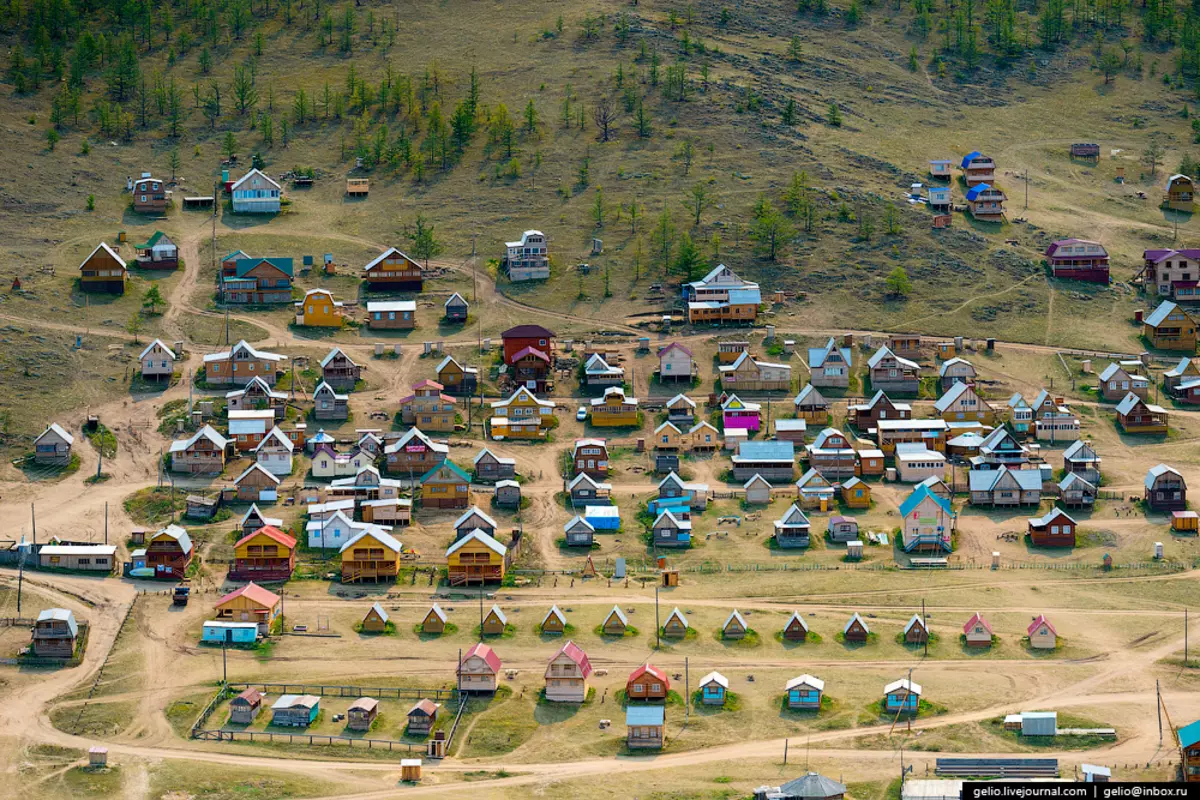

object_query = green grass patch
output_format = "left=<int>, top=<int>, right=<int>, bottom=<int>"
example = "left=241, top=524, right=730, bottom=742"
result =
left=715, top=628, right=761, bottom=647
left=658, top=626, right=699, bottom=643
left=474, top=622, right=518, bottom=639
left=84, top=423, right=117, bottom=458
left=412, top=621, right=459, bottom=639
left=690, top=688, right=743, bottom=712
left=49, top=700, right=135, bottom=738
left=535, top=623, right=577, bottom=637
left=122, top=486, right=187, bottom=524
left=593, top=623, right=639, bottom=638
left=353, top=620, right=397, bottom=635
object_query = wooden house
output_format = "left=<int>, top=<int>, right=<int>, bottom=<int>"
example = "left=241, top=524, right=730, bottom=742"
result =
left=626, top=663, right=669, bottom=700
left=960, top=151, right=997, bottom=186
left=139, top=339, right=176, bottom=380
left=1098, top=363, right=1149, bottom=401
left=785, top=675, right=825, bottom=710
left=685, top=420, right=721, bottom=451
left=360, top=602, right=390, bottom=633
left=962, top=612, right=994, bottom=647
left=722, top=610, right=749, bottom=640
left=602, top=606, right=629, bottom=636
left=774, top=503, right=812, bottom=549
left=1028, top=507, right=1076, bottom=547
left=656, top=471, right=709, bottom=512
left=446, top=529, right=506, bottom=585
left=1174, top=511, right=1200, bottom=533
left=254, top=427, right=294, bottom=476
left=489, top=387, right=555, bottom=440
left=78, top=242, right=127, bottom=294
left=1007, top=393, right=1034, bottom=436
left=458, top=643, right=501, bottom=692
left=313, top=381, right=349, bottom=421
left=421, top=604, right=447, bottom=634
left=339, top=528, right=402, bottom=583
left=626, top=705, right=665, bottom=750
left=662, top=607, right=689, bottom=638
left=966, top=183, right=1006, bottom=221
left=895, top=444, right=946, bottom=484
left=271, top=694, right=319, bottom=727
left=228, top=409, right=274, bottom=452
left=219, top=257, right=293, bottom=304
left=698, top=672, right=729, bottom=705
left=229, top=688, right=263, bottom=724
left=399, top=380, right=457, bottom=432
left=544, top=640, right=592, bottom=703
left=589, top=386, right=639, bottom=427
left=584, top=353, right=624, bottom=388
left=938, top=357, right=976, bottom=391
left=1045, top=239, right=1110, bottom=284
left=867, top=346, right=920, bottom=394
left=406, top=699, right=438, bottom=735
left=717, top=340, right=749, bottom=364
left=721, top=394, right=761, bottom=432
left=876, top=419, right=949, bottom=454
left=1116, top=392, right=1168, bottom=434
left=231, top=168, right=281, bottom=213
left=31, top=609, right=78, bottom=658
left=1165, top=173, right=1196, bottom=212
left=1058, top=473, right=1097, bottom=509
left=656, top=342, right=695, bottom=382
left=827, top=515, right=860, bottom=542
left=295, top=289, right=345, bottom=327
left=366, top=300, right=416, bottom=330
left=346, top=177, right=369, bottom=197
left=795, top=469, right=836, bottom=510
left=501, top=324, right=555, bottom=366
left=202, top=340, right=284, bottom=387
left=473, top=448, right=516, bottom=482
left=312, top=445, right=374, bottom=479
left=1178, top=720, right=1200, bottom=782
left=37, top=544, right=116, bottom=572
left=437, top=356, right=479, bottom=396
left=1144, top=301, right=1199, bottom=351
left=969, top=466, right=1041, bottom=507
left=511, top=346, right=553, bottom=393
left=782, top=611, right=809, bottom=641
left=132, top=172, right=167, bottom=214
left=214, top=582, right=281, bottom=634
left=1174, top=377, right=1200, bottom=405
left=420, top=461, right=471, bottom=509
left=652, top=509, right=692, bottom=548
left=841, top=477, right=871, bottom=509
left=1062, top=440, right=1101, bottom=484
left=444, top=292, right=469, bottom=322
left=929, top=158, right=953, bottom=179
left=903, top=614, right=930, bottom=644
left=504, top=230, right=550, bottom=281
left=320, top=348, right=361, bottom=391
left=806, top=428, right=858, bottom=479
left=1145, top=464, right=1187, bottom=511
left=481, top=605, right=508, bottom=636
left=666, top=393, right=697, bottom=426
left=454, top=506, right=497, bottom=540
left=883, top=678, right=921, bottom=713
left=568, top=472, right=612, bottom=507
left=494, top=480, right=521, bottom=508
left=807, top=339, right=852, bottom=389
left=230, top=525, right=296, bottom=582
left=541, top=605, right=568, bottom=634
left=774, top=418, right=807, bottom=444
left=146, top=525, right=193, bottom=578
left=363, top=247, right=423, bottom=290
left=734, top=441, right=794, bottom=484
left=225, top=376, right=287, bottom=419
left=234, top=462, right=281, bottom=502
left=33, top=423, right=74, bottom=466
left=718, top=352, right=791, bottom=392
left=1166, top=358, right=1200, bottom=391
left=384, top=427, right=448, bottom=476
left=1141, top=249, right=1200, bottom=303
left=933, top=382, right=996, bottom=424
left=1027, top=614, right=1057, bottom=649
left=573, top=438, right=610, bottom=477
left=977, top=426, right=1030, bottom=468
left=843, top=612, right=870, bottom=642
left=888, top=334, right=921, bottom=358
left=563, top=515, right=596, bottom=548
left=346, top=698, right=379, bottom=732
left=240, top=504, right=283, bottom=536
left=849, top=391, right=911, bottom=430
left=684, top=264, right=761, bottom=324
left=858, top=449, right=885, bottom=477
left=741, top=474, right=773, bottom=506
left=654, top=421, right=684, bottom=451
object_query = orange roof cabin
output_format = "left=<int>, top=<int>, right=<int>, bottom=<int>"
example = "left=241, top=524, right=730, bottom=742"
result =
left=339, top=528, right=402, bottom=584
left=230, top=525, right=296, bottom=582
left=362, top=247, right=423, bottom=290
left=626, top=663, right=669, bottom=701
left=132, top=172, right=168, bottom=214
left=214, top=582, right=282, bottom=635
left=78, top=242, right=127, bottom=294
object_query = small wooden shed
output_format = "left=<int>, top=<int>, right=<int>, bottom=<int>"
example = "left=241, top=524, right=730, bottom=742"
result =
left=361, top=602, right=389, bottom=633
left=346, top=697, right=379, bottom=731
left=407, top=698, right=439, bottom=735
left=602, top=605, right=628, bottom=636
left=962, top=612, right=993, bottom=647
left=903, top=614, right=929, bottom=644
left=722, top=610, right=748, bottom=640
left=346, top=177, right=369, bottom=196
left=229, top=687, right=263, bottom=724
left=401, top=759, right=422, bottom=782
left=481, top=605, right=508, bottom=636
left=698, top=671, right=729, bottom=705
left=843, top=612, right=870, bottom=642
left=1174, top=511, right=1199, bottom=533
left=626, top=663, right=669, bottom=700
left=783, top=611, right=809, bottom=642
left=421, top=604, right=447, bottom=634
left=541, top=605, right=567, bottom=634
left=662, top=607, right=689, bottom=638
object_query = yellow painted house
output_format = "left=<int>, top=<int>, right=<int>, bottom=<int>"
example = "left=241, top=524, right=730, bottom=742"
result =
left=590, top=386, right=640, bottom=427
left=841, top=476, right=871, bottom=509
left=932, top=382, right=997, bottom=425
left=489, top=387, right=555, bottom=440
left=295, top=289, right=344, bottom=327
left=446, top=529, right=507, bottom=586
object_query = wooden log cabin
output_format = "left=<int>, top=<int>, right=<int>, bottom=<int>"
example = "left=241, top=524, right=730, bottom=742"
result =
left=1145, top=464, right=1187, bottom=511
left=78, top=242, right=127, bottom=294
left=1143, top=301, right=1199, bottom=352
left=446, top=529, right=507, bottom=586
left=320, top=348, right=361, bottom=391
left=230, top=525, right=296, bottom=582
left=420, top=461, right=471, bottom=509
left=1027, top=507, right=1077, bottom=548
left=213, top=582, right=281, bottom=634
left=338, top=528, right=402, bottom=583
left=1116, top=392, right=1169, bottom=435
left=436, top=355, right=479, bottom=396
left=31, top=608, right=78, bottom=658
left=146, top=525, right=193, bottom=579
left=132, top=172, right=168, bottom=214
left=33, top=423, right=74, bottom=466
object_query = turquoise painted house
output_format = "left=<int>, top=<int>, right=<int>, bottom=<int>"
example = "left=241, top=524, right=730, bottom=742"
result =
left=271, top=694, right=321, bottom=727
left=883, top=677, right=921, bottom=713
left=698, top=671, right=728, bottom=705
left=785, top=674, right=824, bottom=709
left=201, top=621, right=258, bottom=644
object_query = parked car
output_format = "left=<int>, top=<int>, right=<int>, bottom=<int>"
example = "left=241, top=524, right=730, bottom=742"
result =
left=576, top=406, right=588, bottom=421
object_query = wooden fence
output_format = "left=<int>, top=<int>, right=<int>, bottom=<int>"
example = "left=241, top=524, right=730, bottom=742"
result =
left=0, top=617, right=35, bottom=627
left=192, top=729, right=425, bottom=751
left=223, top=682, right=459, bottom=700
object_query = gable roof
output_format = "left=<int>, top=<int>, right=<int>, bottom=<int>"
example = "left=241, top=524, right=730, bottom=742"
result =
left=628, top=663, right=668, bottom=685
left=203, top=340, right=284, bottom=363
left=807, top=338, right=852, bottom=370
left=963, top=611, right=993, bottom=635
left=139, top=338, right=176, bottom=361
left=231, top=167, right=281, bottom=192
left=605, top=605, right=628, bottom=627
left=445, top=291, right=467, bottom=308
left=1028, top=614, right=1056, bottom=637
left=784, top=675, right=826, bottom=693
left=36, top=608, right=78, bottom=636
left=667, top=393, right=697, bottom=409
left=794, top=384, right=829, bottom=408
left=363, top=247, right=420, bottom=272
left=899, top=485, right=953, bottom=518
left=743, top=473, right=772, bottom=491
left=1117, top=391, right=1165, bottom=416
left=664, top=607, right=688, bottom=629
left=1179, top=720, right=1200, bottom=750
left=462, top=642, right=501, bottom=672
left=484, top=604, right=508, bottom=626
left=231, top=256, right=294, bottom=279
left=785, top=611, right=809, bottom=632
left=1145, top=463, right=1183, bottom=488
left=234, top=524, right=296, bottom=551
left=844, top=612, right=869, bottom=635
left=884, top=677, right=921, bottom=695
left=723, top=609, right=748, bottom=630
left=968, top=465, right=1041, bottom=493
left=1146, top=300, right=1185, bottom=328
left=446, top=529, right=507, bottom=558
left=657, top=341, right=693, bottom=359
left=1059, top=472, right=1097, bottom=492
left=239, top=503, right=282, bottom=529
left=425, top=603, right=447, bottom=623
left=698, top=671, right=729, bottom=689
left=216, top=581, right=281, bottom=610
left=654, top=421, right=682, bottom=436
left=868, top=345, right=919, bottom=371
left=386, top=426, right=449, bottom=455
left=564, top=515, right=595, bottom=534
left=938, top=357, right=974, bottom=377
left=542, top=605, right=567, bottom=626
left=339, top=526, right=402, bottom=554
left=454, top=506, right=497, bottom=531
left=36, top=422, right=74, bottom=446
left=254, top=426, right=295, bottom=454
left=153, top=524, right=192, bottom=553
left=80, top=241, right=127, bottom=270
left=235, top=462, right=281, bottom=486
left=320, top=347, right=358, bottom=369
left=420, top=460, right=471, bottom=485
left=933, top=381, right=978, bottom=413
left=550, top=640, right=592, bottom=677
left=1062, top=440, right=1097, bottom=461
left=1029, top=507, right=1076, bottom=528
left=777, top=503, right=810, bottom=527
left=903, top=614, right=928, bottom=635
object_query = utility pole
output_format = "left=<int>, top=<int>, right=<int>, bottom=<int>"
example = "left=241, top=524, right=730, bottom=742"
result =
left=922, top=598, right=928, bottom=658
left=1024, top=168, right=1029, bottom=210
left=685, top=656, right=690, bottom=722
left=222, top=629, right=229, bottom=685
left=1157, top=679, right=1163, bottom=742
left=783, top=738, right=788, bottom=766
left=96, top=436, right=104, bottom=480
left=16, top=546, right=25, bottom=614
left=104, top=502, right=109, bottom=545
left=479, top=589, right=484, bottom=642
left=654, top=584, right=661, bottom=650
left=457, top=646, right=462, bottom=693
left=280, top=588, right=285, bottom=636
left=31, top=503, right=36, bottom=547
left=1187, top=608, right=1190, bottom=665
left=158, top=446, right=164, bottom=489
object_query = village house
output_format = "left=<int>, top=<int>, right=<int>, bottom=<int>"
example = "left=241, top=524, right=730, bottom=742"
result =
left=321, top=348, right=361, bottom=391
left=904, top=615, right=930, bottom=644
left=698, top=672, right=729, bottom=705
left=1144, top=301, right=1199, bottom=351
left=132, top=172, right=167, bottom=214
left=458, top=643, right=501, bottom=692
left=743, top=473, right=773, bottom=505
left=805, top=428, right=858, bottom=479
left=271, top=695, right=319, bottom=728
left=719, top=351, right=792, bottom=392
left=1028, top=507, right=1077, bottom=547
left=852, top=393, right=912, bottom=433
left=888, top=334, right=922, bottom=358
left=38, top=544, right=117, bottom=572
left=231, top=525, right=296, bottom=582
left=312, top=444, right=374, bottom=478
left=722, top=394, right=761, bottom=431
left=295, top=289, right=344, bottom=327
left=960, top=151, right=997, bottom=186
left=1098, top=363, right=1150, bottom=401
left=602, top=606, right=629, bottom=636
left=1027, top=614, right=1058, bottom=649
left=1062, top=440, right=1102, bottom=484
left=420, top=461, right=471, bottom=509
left=362, top=247, right=423, bottom=290
left=657, top=471, right=709, bottom=512
left=793, top=385, right=831, bottom=425
left=502, top=323, right=555, bottom=367
left=489, top=386, right=556, bottom=440
left=868, top=346, right=921, bottom=394
left=1007, top=393, right=1034, bottom=435
left=938, top=357, right=976, bottom=391
left=454, top=506, right=497, bottom=540
left=360, top=498, right=412, bottom=526
left=722, top=610, right=749, bottom=640
left=654, top=421, right=683, bottom=451
left=843, top=612, right=870, bottom=642
left=202, top=340, right=284, bottom=386
left=339, top=527, right=402, bottom=583
left=146, top=525, right=193, bottom=578
left=31, top=609, right=78, bottom=658
left=883, top=678, right=922, bottom=713
left=219, top=257, right=293, bottom=304
left=1145, top=464, right=1187, bottom=511
left=568, top=472, right=612, bottom=507
left=627, top=663, right=669, bottom=700
left=662, top=607, right=689, bottom=638
left=685, top=420, right=721, bottom=451
left=229, top=689, right=263, bottom=724
left=795, top=469, right=836, bottom=510
left=78, top=242, right=127, bottom=294
left=774, top=503, right=812, bottom=548
left=437, top=355, right=479, bottom=396
left=481, top=605, right=508, bottom=636
left=976, top=426, right=1029, bottom=468
left=225, top=376, right=287, bottom=419
left=494, top=480, right=521, bottom=508
left=446, top=529, right=507, bottom=585
left=253, top=427, right=294, bottom=476
left=405, top=698, right=438, bottom=736
left=733, top=440, right=795, bottom=482
left=774, top=418, right=807, bottom=444
left=930, top=158, right=953, bottom=179
left=969, top=466, right=1042, bottom=507
left=139, top=339, right=176, bottom=381
left=828, top=515, right=860, bottom=542
left=421, top=604, right=447, bottom=634
left=934, top=382, right=996, bottom=424
left=1046, top=239, right=1111, bottom=284
left=1116, top=391, right=1169, bottom=434
left=590, top=386, right=639, bottom=427
left=963, top=612, right=994, bottom=647
left=366, top=300, right=416, bottom=330
left=858, top=449, right=885, bottom=477
left=473, top=448, right=516, bottom=482
left=167, top=425, right=228, bottom=474
left=584, top=353, right=624, bottom=388
left=899, top=484, right=955, bottom=553
left=783, top=612, right=809, bottom=641
left=544, top=641, right=592, bottom=703
left=399, top=380, right=457, bottom=432
left=1058, top=472, right=1097, bottom=508
left=444, top=292, right=469, bottom=322
left=346, top=698, right=379, bottom=732
left=1165, top=173, right=1196, bottom=212
left=626, top=705, right=665, bottom=750
left=895, top=444, right=947, bottom=484
left=784, top=675, right=826, bottom=710
left=875, top=419, right=949, bottom=454
left=384, top=427, right=448, bottom=476
left=656, top=342, right=696, bottom=383
left=313, top=381, right=350, bottom=421
left=329, top=465, right=402, bottom=502
left=504, top=230, right=550, bottom=281
left=1141, top=249, right=1200, bottom=303
left=228, top=409, right=274, bottom=452
left=683, top=264, right=761, bottom=324
left=563, top=516, right=595, bottom=547
left=652, top=509, right=692, bottom=548
left=665, top=394, right=697, bottom=427
left=807, top=339, right=853, bottom=389
left=572, top=438, right=610, bottom=477
left=1174, top=376, right=1200, bottom=405
left=33, top=423, right=74, bottom=466
left=306, top=511, right=381, bottom=550
left=718, top=341, right=749, bottom=364
left=231, top=168, right=282, bottom=213
left=214, top=582, right=281, bottom=635
left=234, top=462, right=281, bottom=502
left=966, top=183, right=1007, bottom=221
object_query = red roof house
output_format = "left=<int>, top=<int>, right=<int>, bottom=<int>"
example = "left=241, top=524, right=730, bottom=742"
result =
left=230, top=524, right=297, bottom=582
left=501, top=324, right=555, bottom=366
left=1027, top=614, right=1058, bottom=650
left=962, top=612, right=994, bottom=647
left=626, top=663, right=670, bottom=700
left=459, top=642, right=503, bottom=691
